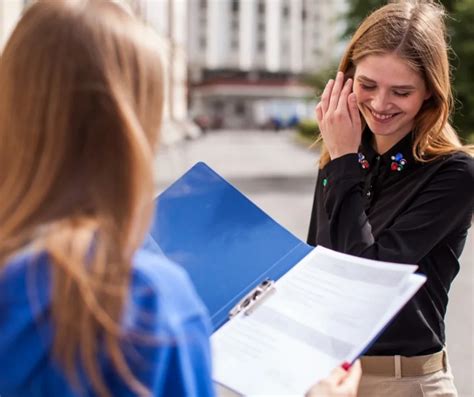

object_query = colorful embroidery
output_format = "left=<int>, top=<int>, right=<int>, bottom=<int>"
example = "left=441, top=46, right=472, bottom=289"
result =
left=390, top=152, right=407, bottom=172
left=358, top=153, right=369, bottom=169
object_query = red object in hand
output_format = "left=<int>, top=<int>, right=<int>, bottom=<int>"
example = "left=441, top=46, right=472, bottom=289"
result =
left=341, top=362, right=352, bottom=371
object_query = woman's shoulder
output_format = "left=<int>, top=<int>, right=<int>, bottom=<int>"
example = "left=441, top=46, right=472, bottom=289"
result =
left=429, top=150, right=474, bottom=180
left=129, top=248, right=210, bottom=329
left=0, top=250, right=52, bottom=392
left=0, top=248, right=50, bottom=304
left=443, top=150, right=474, bottom=163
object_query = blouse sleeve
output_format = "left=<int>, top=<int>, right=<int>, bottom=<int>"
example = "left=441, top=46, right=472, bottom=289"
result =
left=157, top=313, right=215, bottom=397
left=314, top=153, right=474, bottom=264
left=109, top=252, right=217, bottom=397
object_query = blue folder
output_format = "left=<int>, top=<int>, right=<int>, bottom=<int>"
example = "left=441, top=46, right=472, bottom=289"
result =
left=146, top=162, right=313, bottom=331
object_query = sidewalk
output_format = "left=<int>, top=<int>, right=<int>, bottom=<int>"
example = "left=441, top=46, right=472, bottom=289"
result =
left=155, top=129, right=318, bottom=185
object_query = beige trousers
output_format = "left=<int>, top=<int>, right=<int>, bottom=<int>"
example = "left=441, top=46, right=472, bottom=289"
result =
left=358, top=356, right=458, bottom=397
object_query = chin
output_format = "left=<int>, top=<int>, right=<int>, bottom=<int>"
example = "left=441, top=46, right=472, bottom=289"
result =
left=365, top=122, right=391, bottom=136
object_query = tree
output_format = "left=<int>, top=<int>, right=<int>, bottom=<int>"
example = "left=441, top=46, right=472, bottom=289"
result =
left=344, top=0, right=385, bottom=38
left=450, top=0, right=474, bottom=140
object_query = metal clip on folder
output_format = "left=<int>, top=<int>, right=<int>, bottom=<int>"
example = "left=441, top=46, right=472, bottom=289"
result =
left=229, top=279, right=276, bottom=319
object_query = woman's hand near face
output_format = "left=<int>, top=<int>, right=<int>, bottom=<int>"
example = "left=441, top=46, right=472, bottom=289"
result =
left=305, top=360, right=362, bottom=397
left=316, top=71, right=362, bottom=160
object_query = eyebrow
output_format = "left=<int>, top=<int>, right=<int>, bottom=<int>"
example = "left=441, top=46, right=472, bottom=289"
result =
left=356, top=75, right=416, bottom=90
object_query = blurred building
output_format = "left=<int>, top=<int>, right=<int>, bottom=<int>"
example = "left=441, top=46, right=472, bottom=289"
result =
left=0, top=0, right=24, bottom=50
left=0, top=0, right=196, bottom=145
left=188, top=0, right=347, bottom=129
left=130, top=0, right=200, bottom=144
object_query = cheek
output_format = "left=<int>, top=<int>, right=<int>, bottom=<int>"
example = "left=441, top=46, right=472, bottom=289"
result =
left=353, top=86, right=369, bottom=104
left=401, top=96, right=426, bottom=115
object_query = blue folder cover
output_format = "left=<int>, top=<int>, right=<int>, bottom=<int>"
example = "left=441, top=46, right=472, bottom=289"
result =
left=146, top=162, right=313, bottom=330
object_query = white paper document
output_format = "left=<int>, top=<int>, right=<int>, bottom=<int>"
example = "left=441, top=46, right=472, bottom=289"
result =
left=211, top=246, right=426, bottom=396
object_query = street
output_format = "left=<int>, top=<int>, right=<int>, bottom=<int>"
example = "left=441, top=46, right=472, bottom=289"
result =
left=155, top=129, right=473, bottom=397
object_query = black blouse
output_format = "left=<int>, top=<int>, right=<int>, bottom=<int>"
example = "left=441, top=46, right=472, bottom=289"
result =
left=307, top=130, right=474, bottom=356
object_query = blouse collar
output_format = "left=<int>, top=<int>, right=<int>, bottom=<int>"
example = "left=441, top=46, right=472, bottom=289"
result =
left=360, top=129, right=416, bottom=171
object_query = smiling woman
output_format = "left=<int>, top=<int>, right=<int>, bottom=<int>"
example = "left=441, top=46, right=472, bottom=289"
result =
left=307, top=1, right=474, bottom=397
left=353, top=53, right=431, bottom=154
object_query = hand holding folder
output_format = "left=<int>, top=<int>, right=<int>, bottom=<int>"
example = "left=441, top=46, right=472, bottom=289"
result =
left=147, top=162, right=426, bottom=396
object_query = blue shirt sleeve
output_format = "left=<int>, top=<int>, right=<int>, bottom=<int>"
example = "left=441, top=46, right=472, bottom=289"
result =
left=0, top=248, right=216, bottom=397
left=111, top=248, right=216, bottom=397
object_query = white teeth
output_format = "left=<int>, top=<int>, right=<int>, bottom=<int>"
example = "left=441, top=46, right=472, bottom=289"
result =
left=371, top=110, right=395, bottom=120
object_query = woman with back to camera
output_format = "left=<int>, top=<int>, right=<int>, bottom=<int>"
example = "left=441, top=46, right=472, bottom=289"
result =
left=0, top=1, right=361, bottom=396
left=307, top=0, right=474, bottom=396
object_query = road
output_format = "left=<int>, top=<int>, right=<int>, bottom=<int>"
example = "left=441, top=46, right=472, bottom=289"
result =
left=155, top=129, right=473, bottom=397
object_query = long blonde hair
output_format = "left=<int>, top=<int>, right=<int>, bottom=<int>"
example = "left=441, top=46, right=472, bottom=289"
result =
left=0, top=1, right=163, bottom=395
left=319, top=0, right=473, bottom=168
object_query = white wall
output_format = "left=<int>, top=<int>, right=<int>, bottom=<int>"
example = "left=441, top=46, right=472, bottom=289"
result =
left=0, top=0, right=23, bottom=51
left=187, top=0, right=347, bottom=75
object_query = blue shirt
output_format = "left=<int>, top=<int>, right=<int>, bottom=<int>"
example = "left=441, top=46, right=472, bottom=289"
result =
left=0, top=247, right=216, bottom=397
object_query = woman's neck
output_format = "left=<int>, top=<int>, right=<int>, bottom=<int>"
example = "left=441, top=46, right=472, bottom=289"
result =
left=372, top=131, right=411, bottom=155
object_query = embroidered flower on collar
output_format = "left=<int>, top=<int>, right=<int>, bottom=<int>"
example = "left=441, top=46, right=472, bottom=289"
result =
left=390, top=152, right=407, bottom=171
left=358, top=153, right=370, bottom=169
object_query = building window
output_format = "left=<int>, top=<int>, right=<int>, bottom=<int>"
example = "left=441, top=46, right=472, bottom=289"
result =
left=257, top=41, right=265, bottom=51
left=235, top=102, right=245, bottom=115
left=231, top=39, right=239, bottom=50
left=282, top=5, right=289, bottom=19
left=257, top=1, right=265, bottom=15
left=199, top=37, right=207, bottom=49
left=213, top=101, right=224, bottom=111
left=200, top=0, right=207, bottom=10
left=231, top=0, right=239, bottom=13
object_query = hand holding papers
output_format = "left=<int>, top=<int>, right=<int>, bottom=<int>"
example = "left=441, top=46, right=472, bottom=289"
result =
left=149, top=162, right=426, bottom=396
left=211, top=246, right=425, bottom=396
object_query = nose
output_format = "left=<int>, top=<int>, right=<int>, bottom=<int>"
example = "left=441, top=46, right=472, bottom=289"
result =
left=371, top=91, right=391, bottom=112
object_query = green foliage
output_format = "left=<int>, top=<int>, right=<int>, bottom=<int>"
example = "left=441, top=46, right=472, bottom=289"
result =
left=303, top=64, right=339, bottom=97
left=450, top=0, right=474, bottom=140
left=344, top=0, right=385, bottom=38
left=297, top=119, right=320, bottom=140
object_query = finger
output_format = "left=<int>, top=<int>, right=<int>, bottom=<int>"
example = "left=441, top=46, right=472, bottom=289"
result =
left=327, top=71, right=344, bottom=114
left=325, top=365, right=348, bottom=386
left=337, top=78, right=353, bottom=111
left=348, top=92, right=362, bottom=132
left=319, top=79, right=335, bottom=116
left=339, top=360, right=362, bottom=391
left=315, top=103, right=323, bottom=124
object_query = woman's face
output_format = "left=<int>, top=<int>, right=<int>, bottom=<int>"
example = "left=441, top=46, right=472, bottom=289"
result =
left=353, top=53, right=431, bottom=146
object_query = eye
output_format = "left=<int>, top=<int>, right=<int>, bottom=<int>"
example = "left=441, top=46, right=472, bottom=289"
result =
left=393, top=91, right=411, bottom=97
left=360, top=84, right=376, bottom=91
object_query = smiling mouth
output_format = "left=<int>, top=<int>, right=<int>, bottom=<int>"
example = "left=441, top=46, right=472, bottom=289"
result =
left=369, top=109, right=401, bottom=122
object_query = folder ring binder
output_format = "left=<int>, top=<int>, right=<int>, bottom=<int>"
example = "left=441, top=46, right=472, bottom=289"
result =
left=229, top=279, right=276, bottom=319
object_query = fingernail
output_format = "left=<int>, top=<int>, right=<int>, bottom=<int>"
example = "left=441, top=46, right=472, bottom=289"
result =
left=341, top=362, right=352, bottom=371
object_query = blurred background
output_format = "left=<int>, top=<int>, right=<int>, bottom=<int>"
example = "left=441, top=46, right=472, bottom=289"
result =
left=2, top=0, right=472, bottom=142
left=0, top=1, right=472, bottom=396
